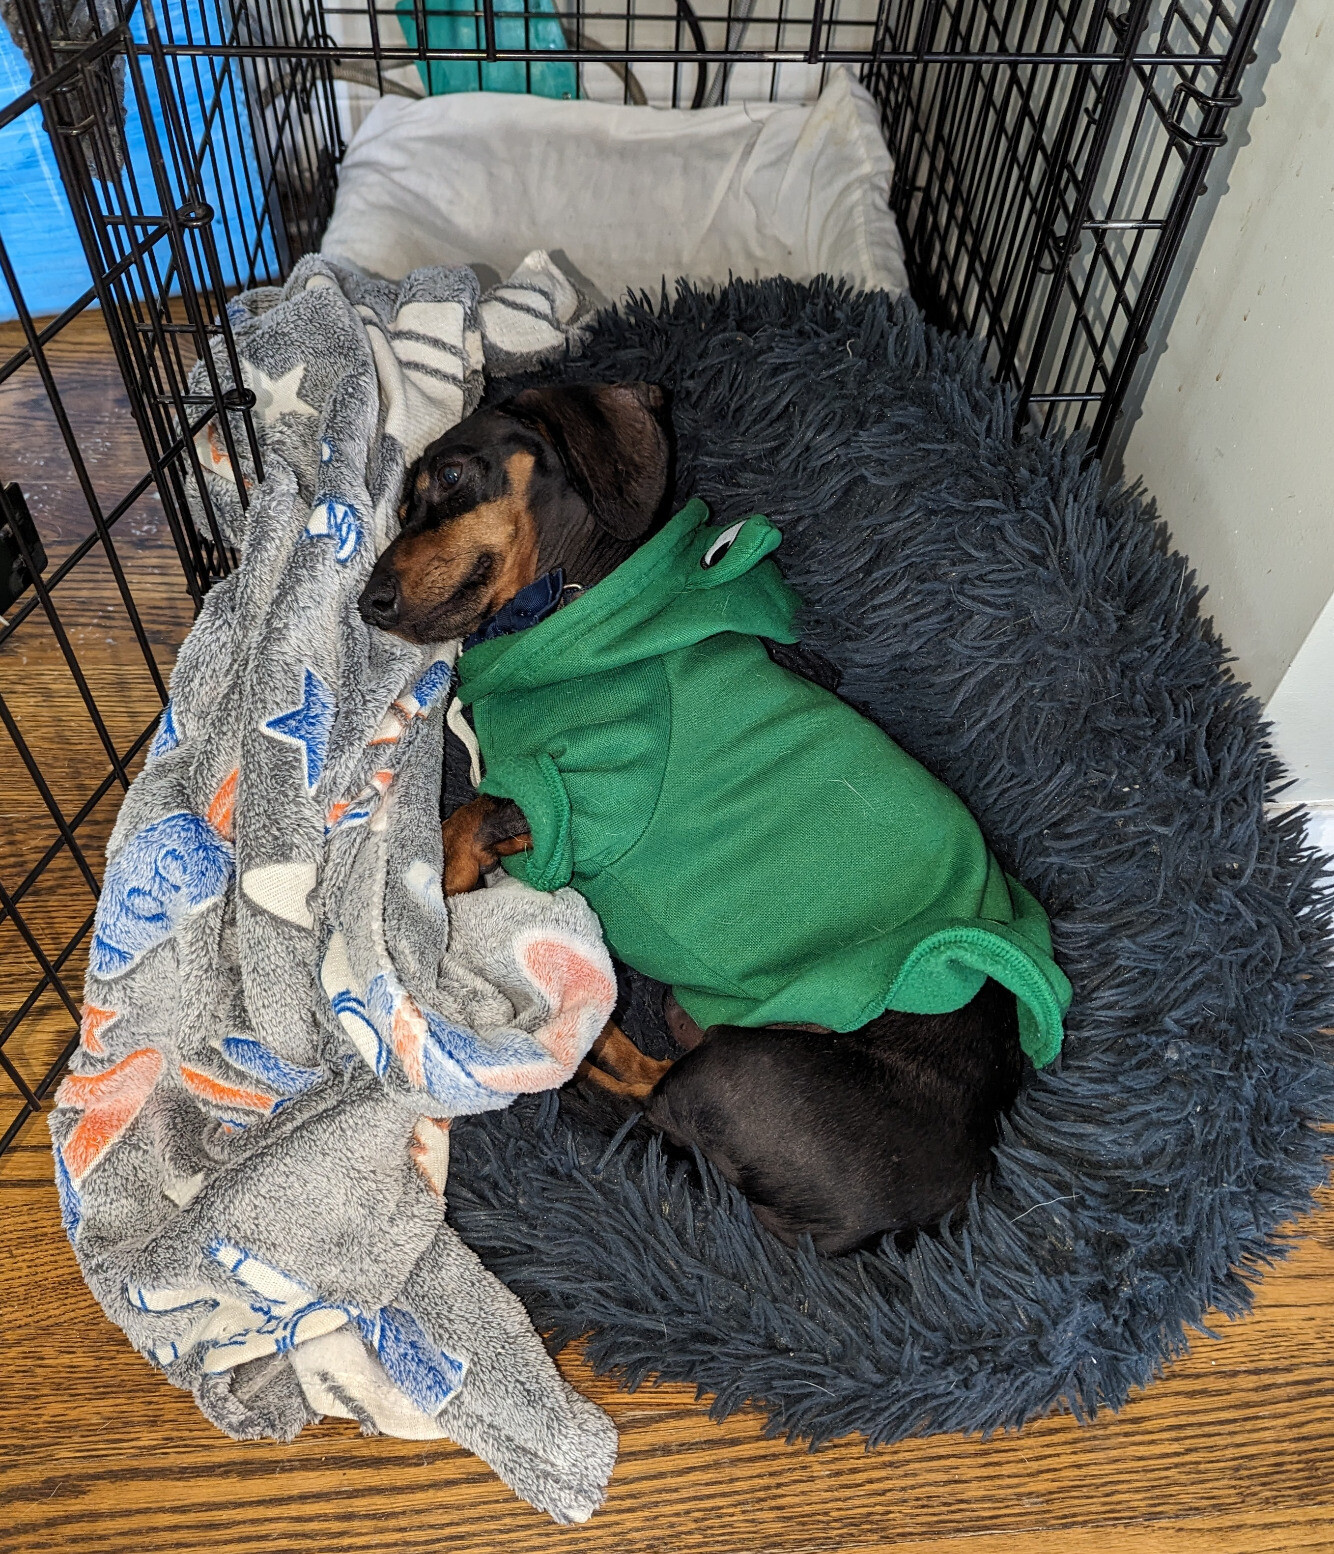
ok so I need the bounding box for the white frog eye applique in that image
[701,521,747,569]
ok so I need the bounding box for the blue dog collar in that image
[464,567,567,650]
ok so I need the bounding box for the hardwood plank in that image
[872,1519,1334,1554]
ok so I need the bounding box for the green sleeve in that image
[477,753,574,893]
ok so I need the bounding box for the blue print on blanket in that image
[330,986,393,1077]
[263,667,335,791]
[89,812,234,980]
[425,1009,561,1102]
[53,1145,81,1239]
[409,656,454,713]
[362,971,554,1108]
[306,497,361,563]
[324,932,557,1107]
[365,973,488,1108]
[148,700,180,762]
[219,1035,324,1097]
[355,1306,466,1416]
[128,1240,465,1413]
[128,1239,359,1372]
[419,1008,514,1106]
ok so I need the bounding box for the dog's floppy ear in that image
[507,382,670,543]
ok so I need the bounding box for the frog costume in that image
[455,499,1071,1066]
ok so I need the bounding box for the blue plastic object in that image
[0,1,271,322]
[0,34,91,319]
[395,0,576,100]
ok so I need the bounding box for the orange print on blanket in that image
[180,1065,280,1115]
[56,1047,163,1183]
[519,936,616,1070]
[369,702,411,746]
[78,1004,119,1055]
[391,994,429,1089]
[206,767,239,841]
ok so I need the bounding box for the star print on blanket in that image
[263,667,336,791]
[245,359,317,422]
[50,255,618,1526]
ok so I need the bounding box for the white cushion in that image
[321,68,908,303]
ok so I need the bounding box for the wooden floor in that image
[0,309,196,1125]
[3,311,1334,1554]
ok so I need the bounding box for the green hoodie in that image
[456,499,1071,1066]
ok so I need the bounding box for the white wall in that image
[1266,588,1334,854]
[1121,0,1334,728]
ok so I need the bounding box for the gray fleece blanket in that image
[48,252,621,1523]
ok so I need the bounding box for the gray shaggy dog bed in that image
[442,278,1334,1445]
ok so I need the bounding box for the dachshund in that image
[358,381,1026,1255]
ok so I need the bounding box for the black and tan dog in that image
[359,382,1024,1255]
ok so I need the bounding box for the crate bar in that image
[140,42,1235,64]
[1089,0,1275,451]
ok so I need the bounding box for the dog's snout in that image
[358,571,401,630]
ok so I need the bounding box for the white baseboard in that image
[1271,802,1334,865]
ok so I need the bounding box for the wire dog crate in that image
[0,0,1272,1151]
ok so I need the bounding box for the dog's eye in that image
[441,464,463,486]
[464,553,494,589]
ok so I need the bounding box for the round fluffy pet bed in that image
[444,279,1334,1444]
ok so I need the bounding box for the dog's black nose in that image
[358,572,401,629]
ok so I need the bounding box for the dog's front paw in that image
[441,795,532,894]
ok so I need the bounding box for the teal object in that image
[396,0,576,99]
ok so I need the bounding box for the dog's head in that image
[357,382,671,643]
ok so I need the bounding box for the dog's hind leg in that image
[577,1020,672,1100]
[662,993,707,1051]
